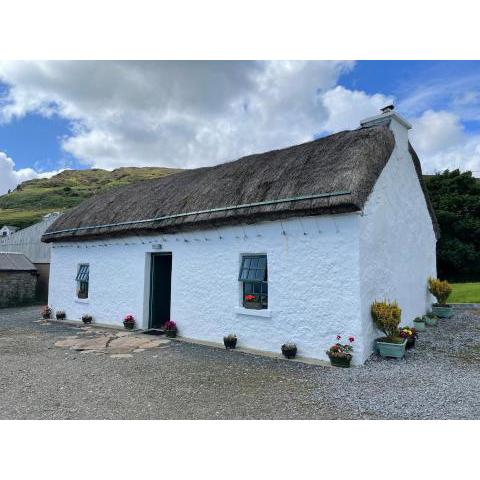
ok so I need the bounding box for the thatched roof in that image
[42,124,438,242]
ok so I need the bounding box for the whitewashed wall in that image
[359,119,437,363]
[48,213,363,362]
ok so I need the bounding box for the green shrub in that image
[371,300,402,340]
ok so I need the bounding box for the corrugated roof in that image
[0,252,37,271]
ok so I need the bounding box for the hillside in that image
[0,167,182,229]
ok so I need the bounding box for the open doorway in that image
[149,253,172,329]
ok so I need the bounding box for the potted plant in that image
[399,327,418,350]
[164,320,177,338]
[413,316,426,332]
[56,310,66,320]
[42,305,52,319]
[326,335,354,368]
[123,314,135,330]
[82,314,93,324]
[281,342,297,359]
[428,277,453,318]
[223,333,237,349]
[371,300,407,359]
[424,312,438,326]
[244,294,263,310]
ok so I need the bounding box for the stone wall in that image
[0,271,38,308]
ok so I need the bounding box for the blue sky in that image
[0,60,479,194]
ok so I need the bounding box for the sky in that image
[1,60,480,194]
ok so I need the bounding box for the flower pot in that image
[124,322,135,330]
[432,305,453,318]
[56,314,66,320]
[223,337,237,349]
[376,338,407,359]
[413,320,426,332]
[281,345,297,359]
[406,337,415,350]
[328,354,352,368]
[425,316,438,326]
[244,302,263,310]
[165,329,177,338]
[82,319,92,324]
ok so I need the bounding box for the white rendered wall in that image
[359,120,437,363]
[48,213,364,363]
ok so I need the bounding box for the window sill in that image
[75,298,90,304]
[235,306,271,318]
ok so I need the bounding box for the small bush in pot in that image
[123,314,135,330]
[42,305,52,319]
[55,310,66,320]
[281,342,297,359]
[399,327,417,350]
[413,316,426,332]
[428,277,453,318]
[326,335,354,367]
[82,314,93,324]
[371,300,407,359]
[223,333,237,349]
[164,320,177,338]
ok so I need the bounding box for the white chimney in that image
[360,105,411,149]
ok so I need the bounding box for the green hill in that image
[0,167,182,229]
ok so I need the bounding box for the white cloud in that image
[321,86,394,133]
[0,150,62,195]
[0,61,370,170]
[410,110,480,173]
[2,61,476,176]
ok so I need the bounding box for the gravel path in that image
[1,306,479,419]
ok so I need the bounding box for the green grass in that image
[0,167,182,229]
[450,283,480,303]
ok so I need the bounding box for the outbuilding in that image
[42,110,439,364]
[0,252,38,308]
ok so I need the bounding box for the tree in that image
[424,169,480,281]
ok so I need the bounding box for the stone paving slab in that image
[53,330,170,355]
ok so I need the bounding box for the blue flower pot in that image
[376,338,407,359]
[432,305,453,318]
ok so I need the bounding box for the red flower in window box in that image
[244,294,256,302]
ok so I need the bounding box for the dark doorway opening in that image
[149,253,172,329]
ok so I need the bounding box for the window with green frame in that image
[239,255,268,309]
[76,264,89,299]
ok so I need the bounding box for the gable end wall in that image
[359,127,437,362]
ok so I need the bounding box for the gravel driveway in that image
[1,306,479,419]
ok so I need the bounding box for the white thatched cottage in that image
[43,109,438,364]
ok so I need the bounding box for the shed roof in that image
[42,124,439,242]
[0,252,37,271]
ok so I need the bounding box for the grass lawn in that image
[450,283,480,303]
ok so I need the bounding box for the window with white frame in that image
[239,254,268,309]
[76,264,89,299]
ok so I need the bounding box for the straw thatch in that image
[42,124,437,242]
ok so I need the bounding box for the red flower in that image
[245,294,256,301]
[336,335,341,340]
[349,336,355,343]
